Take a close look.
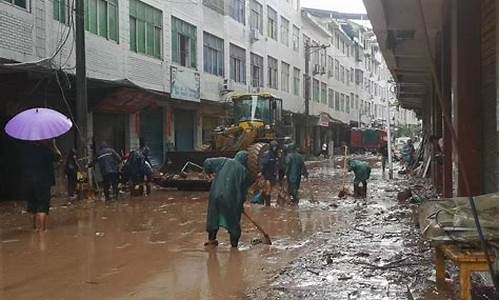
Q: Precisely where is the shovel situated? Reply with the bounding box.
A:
[243,210,272,245]
[338,145,349,198]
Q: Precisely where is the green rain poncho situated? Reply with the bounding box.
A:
[348,159,371,184]
[285,144,306,200]
[204,151,250,239]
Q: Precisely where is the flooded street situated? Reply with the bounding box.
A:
[0,158,434,300]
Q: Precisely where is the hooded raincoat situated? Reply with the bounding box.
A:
[285,144,306,200]
[348,160,371,184]
[204,151,249,239]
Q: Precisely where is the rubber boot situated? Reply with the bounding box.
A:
[204,230,219,247]
[264,194,271,206]
[230,236,239,248]
[362,183,367,198]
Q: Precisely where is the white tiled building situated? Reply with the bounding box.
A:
[0,0,418,156]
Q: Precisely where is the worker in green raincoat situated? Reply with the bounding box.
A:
[285,144,308,204]
[347,159,371,198]
[203,151,250,248]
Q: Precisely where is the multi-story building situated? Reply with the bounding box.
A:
[0,0,418,197]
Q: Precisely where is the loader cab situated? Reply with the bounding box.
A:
[232,93,283,142]
[233,94,282,127]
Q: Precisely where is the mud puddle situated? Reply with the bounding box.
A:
[0,161,347,300]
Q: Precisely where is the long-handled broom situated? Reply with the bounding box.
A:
[338,145,350,198]
[243,210,272,245]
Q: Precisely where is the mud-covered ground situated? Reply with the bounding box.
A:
[0,157,441,300]
[249,158,436,300]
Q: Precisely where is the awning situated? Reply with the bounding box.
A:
[317,112,343,127]
[363,0,443,111]
[93,87,160,113]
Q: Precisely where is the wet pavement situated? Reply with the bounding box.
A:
[0,157,437,300]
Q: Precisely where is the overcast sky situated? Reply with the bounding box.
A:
[300,0,367,13]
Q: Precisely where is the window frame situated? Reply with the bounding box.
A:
[251,52,264,87]
[292,25,300,52]
[203,31,224,77]
[267,56,278,89]
[230,43,246,83]
[293,67,300,96]
[229,0,245,24]
[281,61,290,93]
[85,0,119,43]
[280,16,289,47]
[130,0,162,58]
[267,6,277,40]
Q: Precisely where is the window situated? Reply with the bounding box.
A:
[350,93,355,109]
[311,47,320,66]
[3,0,27,9]
[346,69,350,86]
[292,25,300,52]
[341,40,345,54]
[335,32,340,48]
[267,6,277,40]
[335,59,339,80]
[355,95,359,109]
[230,44,246,83]
[350,67,354,83]
[341,94,345,112]
[328,89,334,108]
[53,0,67,23]
[203,0,224,14]
[280,17,289,46]
[340,65,344,83]
[203,32,224,76]
[327,56,333,77]
[293,67,300,95]
[267,56,278,89]
[171,17,197,68]
[321,82,327,104]
[346,95,350,113]
[356,69,363,85]
[250,0,263,34]
[313,79,319,102]
[335,91,340,111]
[320,49,326,69]
[251,53,264,87]
[281,62,290,92]
[230,0,245,24]
[86,0,118,42]
[129,0,162,58]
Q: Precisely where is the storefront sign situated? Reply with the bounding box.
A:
[170,66,200,102]
[317,112,331,127]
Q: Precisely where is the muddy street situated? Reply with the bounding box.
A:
[0,159,433,300]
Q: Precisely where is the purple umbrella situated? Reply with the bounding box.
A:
[5,107,73,141]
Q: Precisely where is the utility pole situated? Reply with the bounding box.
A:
[386,101,393,179]
[304,42,330,155]
[75,0,88,160]
[304,41,311,154]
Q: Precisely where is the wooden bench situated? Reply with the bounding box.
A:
[435,243,494,300]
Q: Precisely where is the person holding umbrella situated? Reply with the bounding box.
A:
[5,108,71,231]
[21,139,62,231]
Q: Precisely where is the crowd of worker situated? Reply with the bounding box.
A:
[22,136,386,249]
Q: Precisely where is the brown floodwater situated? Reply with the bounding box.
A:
[0,164,346,300]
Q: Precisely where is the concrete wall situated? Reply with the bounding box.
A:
[0,0,415,126]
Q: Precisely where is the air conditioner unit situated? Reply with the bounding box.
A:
[250,28,259,42]
[312,64,320,75]
[320,66,326,75]
[220,78,235,94]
